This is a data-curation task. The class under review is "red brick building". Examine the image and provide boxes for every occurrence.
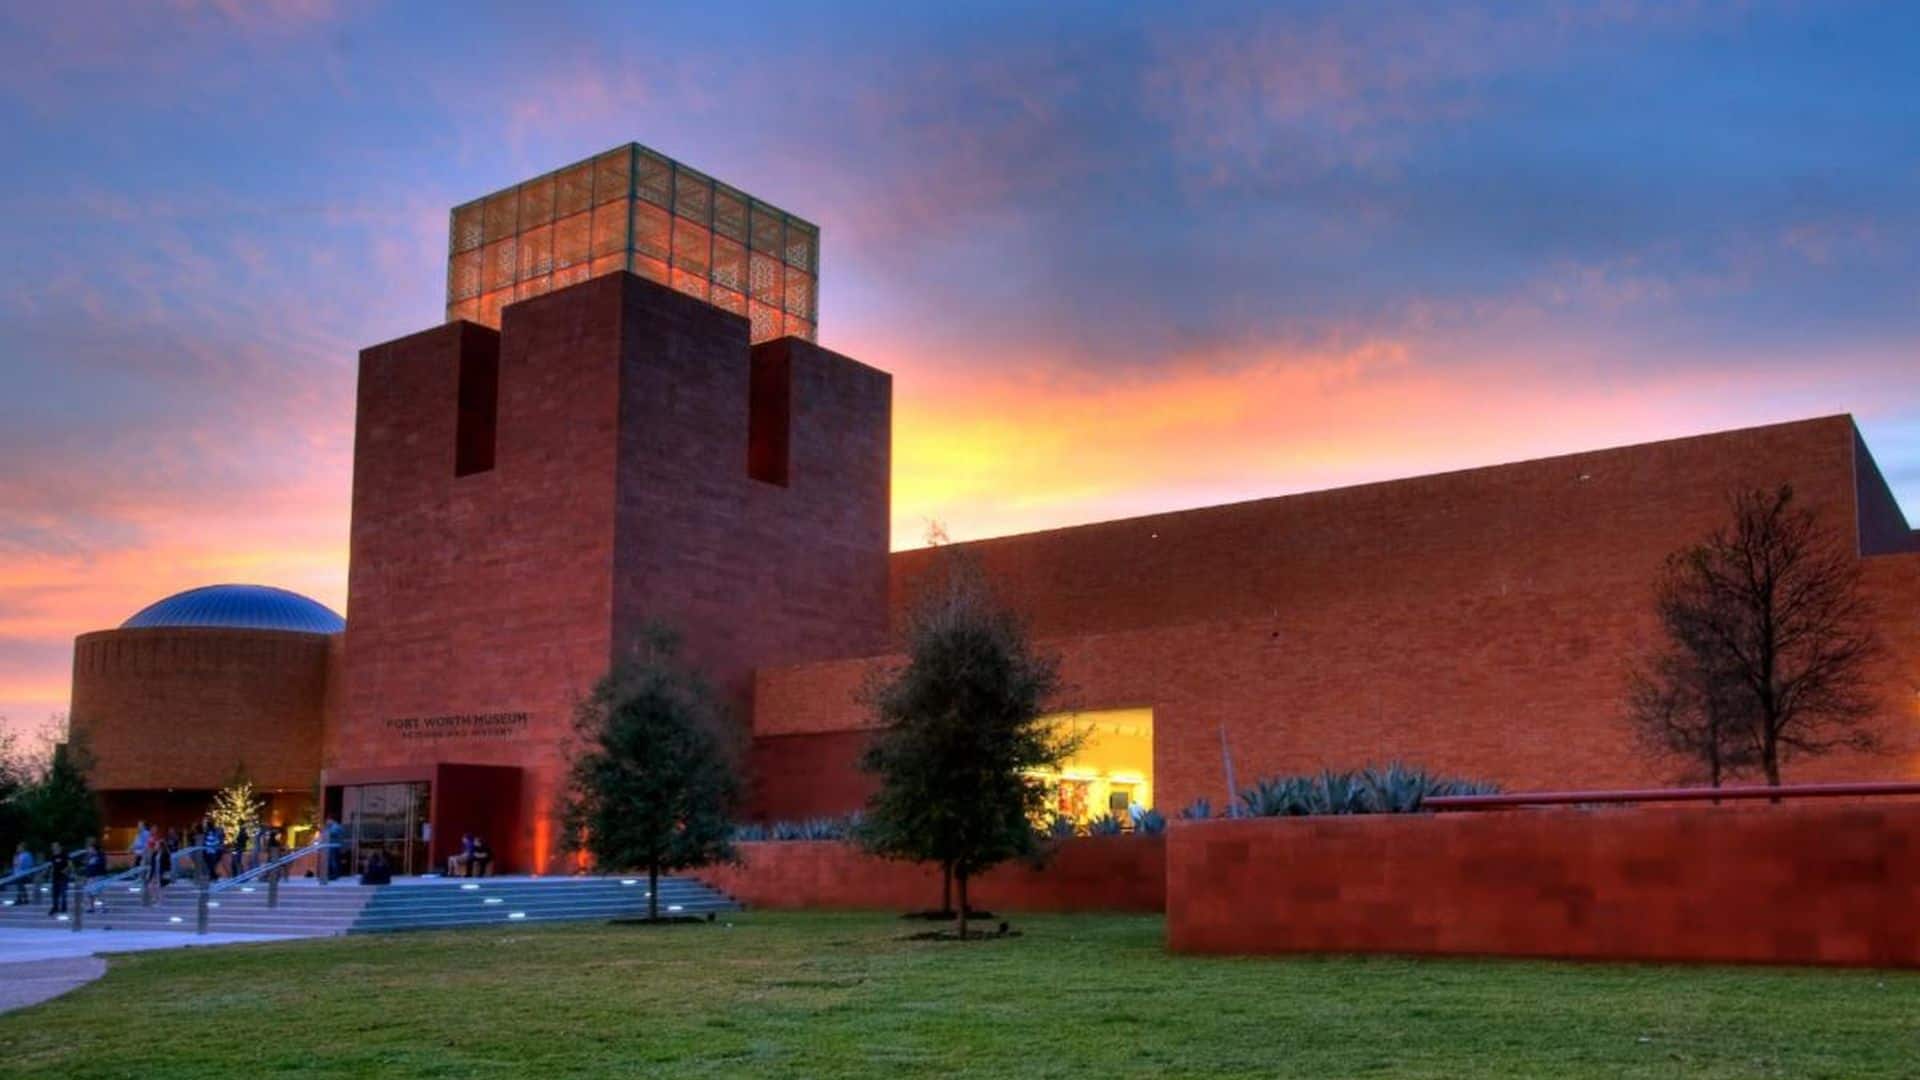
[67,152,1920,875]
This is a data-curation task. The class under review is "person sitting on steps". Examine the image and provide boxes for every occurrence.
[468,837,492,878]
[446,833,475,877]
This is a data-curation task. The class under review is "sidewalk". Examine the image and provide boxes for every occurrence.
[0,926,301,1014]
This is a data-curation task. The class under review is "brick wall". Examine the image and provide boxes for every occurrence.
[754,416,1920,821]
[70,626,330,792]
[334,273,892,870]
[1165,804,1920,967]
[696,836,1165,913]
[609,289,891,737]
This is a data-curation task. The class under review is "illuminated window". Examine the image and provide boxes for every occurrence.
[1028,709,1154,830]
[446,143,818,344]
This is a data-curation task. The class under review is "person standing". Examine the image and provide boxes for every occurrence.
[130,820,151,869]
[46,842,69,917]
[80,838,108,912]
[10,842,33,906]
[202,820,224,882]
[143,832,164,905]
[324,818,346,879]
[230,824,248,879]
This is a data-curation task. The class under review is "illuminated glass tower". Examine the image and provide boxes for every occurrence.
[446,143,818,344]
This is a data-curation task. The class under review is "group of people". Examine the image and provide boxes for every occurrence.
[8,818,297,916]
[444,834,495,878]
[12,820,494,909]
[10,837,109,916]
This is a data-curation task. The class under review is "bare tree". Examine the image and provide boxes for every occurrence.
[1628,484,1882,787]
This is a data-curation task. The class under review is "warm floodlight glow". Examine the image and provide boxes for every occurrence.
[447,143,817,345]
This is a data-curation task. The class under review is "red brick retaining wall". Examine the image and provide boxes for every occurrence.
[697,837,1165,913]
[1166,804,1920,967]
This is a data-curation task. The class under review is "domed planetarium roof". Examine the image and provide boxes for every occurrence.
[120,584,345,634]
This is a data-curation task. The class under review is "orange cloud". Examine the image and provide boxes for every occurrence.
[882,333,1916,549]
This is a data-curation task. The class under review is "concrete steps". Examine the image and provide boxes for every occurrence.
[350,877,736,933]
[0,880,374,936]
[0,875,739,938]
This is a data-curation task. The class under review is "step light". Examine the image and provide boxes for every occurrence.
[483,898,502,905]
[207,901,221,908]
[620,879,638,886]
[168,916,182,923]
[460,883,480,891]
[668,904,684,912]
[508,911,526,920]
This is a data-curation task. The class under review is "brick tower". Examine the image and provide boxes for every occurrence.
[329,262,889,873]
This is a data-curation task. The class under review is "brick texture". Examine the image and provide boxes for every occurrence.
[755,416,1920,820]
[696,837,1165,913]
[1165,804,1920,967]
[331,273,890,871]
[70,626,330,792]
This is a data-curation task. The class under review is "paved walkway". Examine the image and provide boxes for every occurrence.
[0,927,301,1014]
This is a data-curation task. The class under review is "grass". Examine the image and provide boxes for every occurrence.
[2,912,1917,1078]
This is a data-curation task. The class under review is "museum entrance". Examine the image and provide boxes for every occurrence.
[340,781,431,877]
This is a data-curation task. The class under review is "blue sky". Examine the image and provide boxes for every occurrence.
[1,0,1917,731]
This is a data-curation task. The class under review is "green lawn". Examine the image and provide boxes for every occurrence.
[2,912,1917,1078]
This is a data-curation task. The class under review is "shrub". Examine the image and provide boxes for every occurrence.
[1238,764,1498,817]
[1046,814,1079,840]
[1085,814,1124,836]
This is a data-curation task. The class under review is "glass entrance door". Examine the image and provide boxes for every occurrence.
[340,782,431,877]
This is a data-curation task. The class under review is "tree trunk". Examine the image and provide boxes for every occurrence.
[941,862,952,916]
[1762,734,1782,802]
[955,872,969,940]
[649,862,660,921]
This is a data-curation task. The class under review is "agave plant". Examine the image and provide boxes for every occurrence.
[1315,769,1376,815]
[1130,806,1167,836]
[732,822,770,842]
[1362,762,1430,813]
[1240,776,1313,817]
[1178,797,1213,820]
[1047,813,1079,839]
[1086,813,1125,836]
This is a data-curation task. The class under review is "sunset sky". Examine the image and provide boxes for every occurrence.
[2,1,1918,735]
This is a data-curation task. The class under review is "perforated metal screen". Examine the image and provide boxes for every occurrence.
[446,143,818,344]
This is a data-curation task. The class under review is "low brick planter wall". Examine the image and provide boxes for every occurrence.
[697,836,1165,912]
[1167,802,1920,967]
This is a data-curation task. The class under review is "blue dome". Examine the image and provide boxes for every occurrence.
[121,584,345,634]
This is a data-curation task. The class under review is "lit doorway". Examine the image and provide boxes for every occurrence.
[340,782,431,876]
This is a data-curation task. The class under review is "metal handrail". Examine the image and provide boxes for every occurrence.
[0,862,50,890]
[212,841,337,894]
[80,859,148,898]
[1427,780,1920,811]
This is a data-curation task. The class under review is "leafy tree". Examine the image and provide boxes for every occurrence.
[0,724,30,857]
[1628,484,1882,787]
[858,544,1074,938]
[20,738,101,852]
[558,627,738,920]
